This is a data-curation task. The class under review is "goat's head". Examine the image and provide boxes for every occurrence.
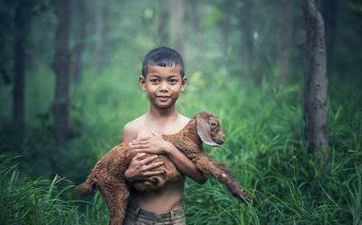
[195,112,225,146]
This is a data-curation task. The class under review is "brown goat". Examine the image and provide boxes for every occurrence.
[75,112,252,225]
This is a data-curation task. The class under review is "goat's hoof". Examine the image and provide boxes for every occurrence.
[239,193,253,203]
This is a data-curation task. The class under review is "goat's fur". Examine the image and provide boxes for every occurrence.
[75,112,252,225]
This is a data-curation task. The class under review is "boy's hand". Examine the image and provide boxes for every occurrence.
[129,131,172,155]
[125,152,165,182]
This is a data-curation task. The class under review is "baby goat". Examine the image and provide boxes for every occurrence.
[75,112,252,225]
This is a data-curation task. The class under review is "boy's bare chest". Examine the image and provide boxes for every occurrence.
[135,120,188,139]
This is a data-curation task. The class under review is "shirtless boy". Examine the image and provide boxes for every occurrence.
[121,47,206,224]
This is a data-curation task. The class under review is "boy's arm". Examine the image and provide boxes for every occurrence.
[130,133,207,184]
[164,142,207,184]
[122,123,165,181]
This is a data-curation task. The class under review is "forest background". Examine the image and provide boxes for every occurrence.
[0,0,361,224]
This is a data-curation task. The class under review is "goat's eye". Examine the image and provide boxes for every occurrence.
[210,122,216,127]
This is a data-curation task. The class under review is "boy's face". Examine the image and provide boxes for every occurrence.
[139,64,187,109]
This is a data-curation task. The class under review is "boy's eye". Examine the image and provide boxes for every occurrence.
[168,79,178,84]
[150,79,160,83]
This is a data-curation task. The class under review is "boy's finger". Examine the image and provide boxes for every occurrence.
[134,149,154,155]
[143,161,164,171]
[132,140,149,145]
[134,152,146,160]
[143,170,165,176]
[151,130,161,136]
[135,137,150,141]
[132,144,148,150]
[140,155,158,164]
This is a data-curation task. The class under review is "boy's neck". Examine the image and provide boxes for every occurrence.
[147,105,178,122]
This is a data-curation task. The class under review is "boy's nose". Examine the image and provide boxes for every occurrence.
[159,82,169,91]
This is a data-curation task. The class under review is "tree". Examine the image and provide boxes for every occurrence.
[321,0,337,72]
[52,0,71,145]
[95,1,107,72]
[302,0,329,164]
[157,0,169,46]
[187,0,201,48]
[219,1,231,65]
[12,1,31,138]
[71,0,86,83]
[278,0,294,83]
[169,0,185,55]
[239,0,255,83]
[0,3,13,92]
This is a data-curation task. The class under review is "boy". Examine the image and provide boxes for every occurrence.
[122,47,206,225]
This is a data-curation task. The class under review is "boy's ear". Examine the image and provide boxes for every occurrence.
[181,77,187,92]
[139,75,146,91]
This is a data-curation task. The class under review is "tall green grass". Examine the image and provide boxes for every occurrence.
[0,61,361,224]
[0,154,110,225]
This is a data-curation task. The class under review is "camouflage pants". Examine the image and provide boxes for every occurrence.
[123,204,186,225]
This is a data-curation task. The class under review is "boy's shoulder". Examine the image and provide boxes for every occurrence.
[121,114,147,142]
[177,114,191,125]
[125,114,147,129]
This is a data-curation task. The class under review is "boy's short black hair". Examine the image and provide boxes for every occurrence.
[142,47,185,77]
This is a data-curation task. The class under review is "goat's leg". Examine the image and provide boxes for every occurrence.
[98,177,130,225]
[161,156,183,183]
[194,154,252,202]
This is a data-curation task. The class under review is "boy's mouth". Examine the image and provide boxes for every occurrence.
[156,95,171,101]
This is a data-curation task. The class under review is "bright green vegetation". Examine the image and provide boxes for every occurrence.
[1,58,361,224]
[1,0,361,224]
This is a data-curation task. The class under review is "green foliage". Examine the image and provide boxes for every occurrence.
[1,68,362,224]
[0,154,109,225]
[1,0,362,224]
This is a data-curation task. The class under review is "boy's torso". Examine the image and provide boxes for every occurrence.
[129,112,190,213]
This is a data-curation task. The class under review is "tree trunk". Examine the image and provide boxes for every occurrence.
[321,0,337,72]
[12,2,30,138]
[72,0,86,83]
[95,1,107,72]
[169,0,185,56]
[302,0,329,164]
[220,1,231,65]
[52,0,71,145]
[240,0,255,83]
[188,0,201,48]
[158,0,169,46]
[278,0,294,83]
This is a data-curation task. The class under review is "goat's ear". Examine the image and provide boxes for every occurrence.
[196,114,219,146]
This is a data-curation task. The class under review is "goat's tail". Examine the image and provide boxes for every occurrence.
[74,177,95,198]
